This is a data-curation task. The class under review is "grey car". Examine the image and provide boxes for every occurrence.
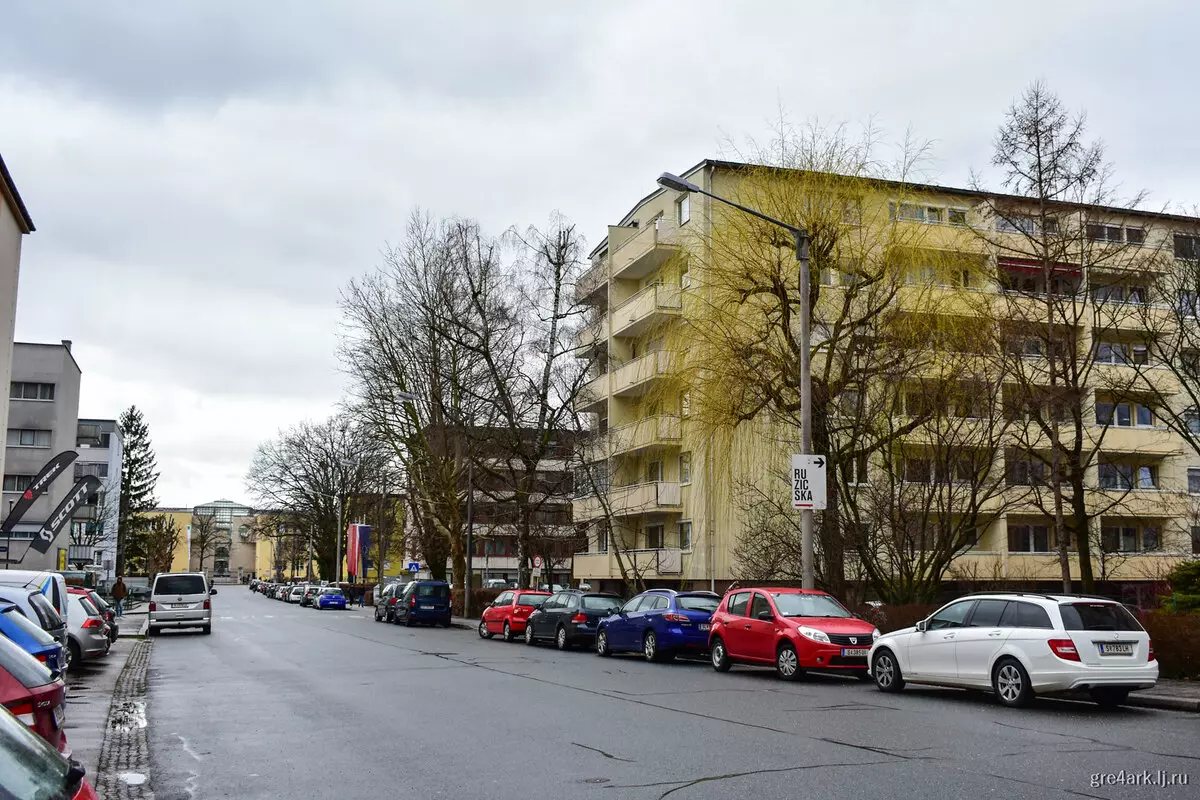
[149,572,215,635]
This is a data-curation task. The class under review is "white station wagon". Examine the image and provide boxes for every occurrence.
[868,593,1158,708]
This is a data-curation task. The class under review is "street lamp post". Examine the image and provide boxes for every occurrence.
[656,172,815,589]
[4,499,13,570]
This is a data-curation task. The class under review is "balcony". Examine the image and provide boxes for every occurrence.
[574,372,608,414]
[609,415,681,456]
[1092,425,1180,456]
[574,481,682,521]
[612,283,682,338]
[612,218,679,281]
[612,351,673,397]
[574,258,608,305]
[574,317,609,356]
[572,548,684,579]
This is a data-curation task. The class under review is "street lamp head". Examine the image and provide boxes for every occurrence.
[657,172,701,194]
[394,390,419,404]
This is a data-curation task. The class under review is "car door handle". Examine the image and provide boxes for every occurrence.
[942,633,955,639]
[987,631,1002,637]
[744,624,752,630]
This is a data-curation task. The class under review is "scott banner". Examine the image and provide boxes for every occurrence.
[0,450,78,534]
[29,475,101,554]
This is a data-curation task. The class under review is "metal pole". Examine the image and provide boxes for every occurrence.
[464,460,474,618]
[335,497,343,583]
[796,231,814,590]
[307,525,313,581]
[5,499,13,569]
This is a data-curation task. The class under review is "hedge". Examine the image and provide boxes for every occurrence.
[1140,611,1200,680]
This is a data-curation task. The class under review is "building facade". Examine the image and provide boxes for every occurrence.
[572,159,1200,601]
[155,500,258,581]
[3,341,82,569]
[67,418,124,586]
[0,155,34,489]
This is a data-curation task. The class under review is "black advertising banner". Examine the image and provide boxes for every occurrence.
[29,475,101,554]
[0,450,78,533]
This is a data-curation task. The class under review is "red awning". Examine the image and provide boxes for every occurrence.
[998,257,1081,277]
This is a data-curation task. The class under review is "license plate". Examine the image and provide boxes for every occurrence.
[53,705,65,728]
[1098,642,1134,655]
[699,623,710,631]
[420,604,433,609]
[171,603,191,609]
[841,648,870,657]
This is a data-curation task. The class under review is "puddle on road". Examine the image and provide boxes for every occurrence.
[119,772,147,786]
[109,700,147,731]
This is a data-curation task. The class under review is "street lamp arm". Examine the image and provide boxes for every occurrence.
[657,172,806,239]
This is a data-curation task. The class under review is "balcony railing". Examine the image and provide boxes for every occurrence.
[612,350,673,396]
[609,414,681,455]
[574,316,610,355]
[612,283,682,337]
[573,481,682,520]
[572,547,683,578]
[612,218,680,281]
[574,258,608,304]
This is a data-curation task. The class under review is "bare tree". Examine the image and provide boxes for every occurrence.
[144,514,179,578]
[189,512,222,576]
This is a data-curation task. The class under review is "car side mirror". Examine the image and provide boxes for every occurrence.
[605,608,615,616]
[210,588,218,595]
[757,610,774,622]
[915,620,927,632]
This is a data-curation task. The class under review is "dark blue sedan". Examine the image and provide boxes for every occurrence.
[0,601,65,675]
[596,589,720,662]
[314,588,347,610]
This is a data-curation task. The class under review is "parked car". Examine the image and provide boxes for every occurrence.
[708,588,878,681]
[0,601,65,676]
[0,571,70,625]
[868,593,1159,708]
[314,588,347,610]
[374,582,408,623]
[478,590,550,641]
[288,586,306,603]
[300,586,321,607]
[148,572,215,636]
[0,704,96,799]
[65,593,110,667]
[0,633,68,753]
[67,589,116,644]
[392,581,452,627]
[597,589,719,662]
[0,587,69,667]
[483,578,510,590]
[525,590,621,650]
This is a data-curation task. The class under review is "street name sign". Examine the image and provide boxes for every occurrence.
[790,454,827,510]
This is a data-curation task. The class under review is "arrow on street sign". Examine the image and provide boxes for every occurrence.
[790,454,828,510]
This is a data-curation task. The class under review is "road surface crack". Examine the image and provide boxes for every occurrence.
[572,742,634,762]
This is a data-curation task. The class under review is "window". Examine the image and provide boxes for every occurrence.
[1143,527,1161,551]
[677,594,719,613]
[1099,463,1133,490]
[153,574,207,595]
[1096,342,1128,364]
[677,194,690,225]
[678,521,692,550]
[645,524,664,549]
[968,599,1009,627]
[891,202,925,222]
[646,460,663,483]
[679,452,692,484]
[680,391,691,417]
[928,601,975,630]
[1192,526,1200,554]
[1060,603,1143,632]
[948,208,968,227]
[1126,227,1146,245]
[494,591,513,606]
[1087,224,1124,243]
[597,527,608,553]
[749,593,772,619]
[74,462,109,479]
[999,601,1052,629]
[680,262,692,290]
[902,456,932,483]
[1137,465,1157,489]
[9,382,54,401]
[621,596,644,614]
[1096,400,1153,427]
[6,429,52,448]
[1102,525,1159,552]
[1174,233,1200,260]
[727,591,751,617]
[1190,468,1200,495]
[1008,523,1050,552]
[906,264,938,286]
[2,474,34,492]
[847,454,868,485]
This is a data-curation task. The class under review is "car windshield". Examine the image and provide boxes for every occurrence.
[155,575,207,595]
[1,607,56,646]
[676,595,720,613]
[90,593,111,611]
[416,584,449,598]
[1059,602,1143,632]
[515,594,548,607]
[79,596,100,617]
[770,593,852,618]
[0,634,54,687]
[26,593,63,630]
[0,701,74,799]
[321,589,343,596]
[582,596,621,611]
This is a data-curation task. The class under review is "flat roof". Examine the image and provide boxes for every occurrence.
[0,153,34,233]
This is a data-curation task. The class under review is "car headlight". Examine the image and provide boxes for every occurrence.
[797,626,830,643]
[872,628,881,641]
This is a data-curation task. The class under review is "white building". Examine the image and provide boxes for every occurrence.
[69,418,124,587]
[0,155,35,488]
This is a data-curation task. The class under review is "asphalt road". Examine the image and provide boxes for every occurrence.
[147,589,1199,800]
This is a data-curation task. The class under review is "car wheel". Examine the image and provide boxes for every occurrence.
[596,630,611,657]
[555,626,571,651]
[775,642,803,681]
[643,631,661,663]
[147,626,158,638]
[374,608,381,622]
[502,622,513,642]
[525,623,536,646]
[872,649,904,693]
[993,658,1034,708]
[478,619,492,639]
[202,625,212,635]
[710,637,732,672]
[68,640,82,669]
[1089,687,1130,708]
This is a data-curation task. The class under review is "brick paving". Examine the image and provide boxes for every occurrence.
[94,638,155,799]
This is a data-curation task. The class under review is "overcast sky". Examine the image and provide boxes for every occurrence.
[1,1,1197,506]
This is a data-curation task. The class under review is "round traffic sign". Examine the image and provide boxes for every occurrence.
[532,556,543,568]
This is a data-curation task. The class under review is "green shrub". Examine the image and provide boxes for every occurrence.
[452,588,504,618]
[854,604,939,633]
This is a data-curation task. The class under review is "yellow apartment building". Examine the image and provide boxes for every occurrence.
[572,158,1200,602]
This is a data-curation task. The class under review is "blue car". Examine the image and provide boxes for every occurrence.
[597,589,720,662]
[314,588,347,610]
[0,601,65,676]
[392,581,452,627]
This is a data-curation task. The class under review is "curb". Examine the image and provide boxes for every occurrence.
[1127,694,1200,713]
[94,638,155,799]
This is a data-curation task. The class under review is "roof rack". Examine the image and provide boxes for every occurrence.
[962,590,1058,601]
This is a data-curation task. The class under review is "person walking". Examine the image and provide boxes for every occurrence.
[111,577,128,617]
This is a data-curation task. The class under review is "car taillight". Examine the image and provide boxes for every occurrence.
[1148,639,1156,662]
[5,701,35,726]
[203,599,211,610]
[388,598,397,606]
[35,653,47,663]
[81,618,102,629]
[149,601,157,612]
[571,613,588,623]
[663,613,689,623]
[409,596,417,608]
[1048,638,1080,661]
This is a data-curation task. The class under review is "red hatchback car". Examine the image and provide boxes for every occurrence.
[708,588,879,681]
[478,590,551,642]
[0,633,68,754]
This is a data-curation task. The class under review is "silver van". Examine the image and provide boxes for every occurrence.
[148,572,216,635]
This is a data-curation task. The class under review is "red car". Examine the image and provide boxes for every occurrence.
[0,632,68,754]
[708,587,879,681]
[0,705,96,799]
[478,590,551,642]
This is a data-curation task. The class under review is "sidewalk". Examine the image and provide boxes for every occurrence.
[1127,679,1200,712]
